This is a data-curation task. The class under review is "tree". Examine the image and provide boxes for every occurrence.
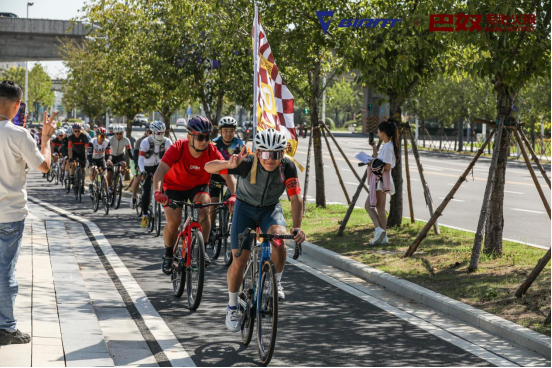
[1,64,54,118]
[61,41,107,124]
[340,0,456,227]
[451,0,551,269]
[326,79,361,125]
[517,76,551,148]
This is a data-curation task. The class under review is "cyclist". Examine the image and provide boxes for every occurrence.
[138,121,172,228]
[84,123,96,138]
[152,116,237,274]
[88,127,111,193]
[205,128,306,332]
[107,125,133,189]
[67,123,90,191]
[61,126,71,180]
[209,116,249,230]
[131,124,151,209]
[51,129,63,155]
[107,125,115,138]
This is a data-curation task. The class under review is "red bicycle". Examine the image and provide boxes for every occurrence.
[167,199,230,310]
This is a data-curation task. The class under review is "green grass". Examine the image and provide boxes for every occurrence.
[281,200,551,335]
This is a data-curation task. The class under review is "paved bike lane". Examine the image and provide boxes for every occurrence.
[27,175,493,367]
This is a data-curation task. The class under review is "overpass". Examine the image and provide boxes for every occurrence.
[0,18,89,62]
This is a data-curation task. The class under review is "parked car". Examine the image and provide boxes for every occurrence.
[0,13,18,18]
[176,118,187,127]
[132,114,148,128]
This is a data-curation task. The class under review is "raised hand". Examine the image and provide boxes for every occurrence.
[41,111,58,139]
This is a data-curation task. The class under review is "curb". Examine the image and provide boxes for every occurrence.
[301,241,551,358]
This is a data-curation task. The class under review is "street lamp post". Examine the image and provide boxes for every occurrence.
[24,2,34,116]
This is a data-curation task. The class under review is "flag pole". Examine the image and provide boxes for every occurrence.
[252,1,259,152]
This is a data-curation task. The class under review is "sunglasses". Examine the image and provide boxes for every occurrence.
[258,151,283,160]
[192,133,211,142]
[73,130,81,133]
[115,133,123,136]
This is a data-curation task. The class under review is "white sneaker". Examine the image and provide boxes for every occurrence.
[225,306,240,332]
[380,235,389,245]
[277,281,285,300]
[369,228,386,245]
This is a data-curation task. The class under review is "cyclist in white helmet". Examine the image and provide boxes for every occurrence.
[107,125,133,189]
[205,128,306,332]
[138,121,172,228]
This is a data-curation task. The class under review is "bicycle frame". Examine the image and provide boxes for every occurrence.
[177,206,203,269]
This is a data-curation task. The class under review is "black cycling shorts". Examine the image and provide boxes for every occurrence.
[108,154,125,172]
[165,184,210,208]
[89,158,106,171]
[71,152,87,167]
[209,180,229,199]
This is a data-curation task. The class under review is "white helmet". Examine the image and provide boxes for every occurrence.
[150,121,166,146]
[254,128,287,151]
[150,121,166,133]
[113,125,125,133]
[83,123,90,130]
[218,116,237,129]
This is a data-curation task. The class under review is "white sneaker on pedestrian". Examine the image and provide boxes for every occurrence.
[369,227,386,245]
[277,281,285,300]
[225,306,240,332]
[381,235,389,245]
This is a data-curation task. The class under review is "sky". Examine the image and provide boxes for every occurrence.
[0,0,88,78]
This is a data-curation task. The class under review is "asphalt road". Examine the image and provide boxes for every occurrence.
[130,128,551,248]
[27,174,493,366]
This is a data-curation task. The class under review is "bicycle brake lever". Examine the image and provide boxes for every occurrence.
[293,242,302,260]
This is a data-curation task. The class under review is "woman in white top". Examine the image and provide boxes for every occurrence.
[365,120,399,245]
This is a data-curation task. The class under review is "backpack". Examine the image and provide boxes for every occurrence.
[144,137,166,159]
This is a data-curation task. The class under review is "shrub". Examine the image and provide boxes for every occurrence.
[325,117,336,129]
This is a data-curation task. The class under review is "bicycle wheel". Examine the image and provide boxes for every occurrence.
[171,239,186,297]
[92,178,100,213]
[148,204,154,233]
[101,177,110,215]
[206,224,217,260]
[257,260,278,365]
[224,212,233,266]
[75,170,81,201]
[110,177,117,207]
[65,176,71,193]
[212,209,224,259]
[54,165,59,185]
[46,168,54,182]
[186,229,205,310]
[115,174,123,209]
[155,201,162,237]
[135,193,142,217]
[239,262,255,346]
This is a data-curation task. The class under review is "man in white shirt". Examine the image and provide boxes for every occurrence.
[0,80,57,345]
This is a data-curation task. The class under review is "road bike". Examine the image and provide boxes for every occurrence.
[89,164,110,215]
[46,154,59,184]
[66,160,85,202]
[167,199,229,310]
[109,162,127,210]
[206,181,233,265]
[235,228,301,365]
[142,172,162,236]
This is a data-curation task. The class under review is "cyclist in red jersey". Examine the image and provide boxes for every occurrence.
[153,116,237,274]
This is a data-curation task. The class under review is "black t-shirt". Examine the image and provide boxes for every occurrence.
[68,134,90,155]
[51,137,63,153]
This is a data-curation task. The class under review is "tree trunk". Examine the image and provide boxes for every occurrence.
[483,126,510,256]
[160,111,172,137]
[387,95,403,228]
[212,91,224,138]
[310,62,325,207]
[483,81,513,257]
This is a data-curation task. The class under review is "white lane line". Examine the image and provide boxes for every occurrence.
[286,257,517,367]
[27,196,197,367]
[446,183,455,186]
[511,208,546,214]
[505,191,525,195]
[342,168,352,172]
[439,197,465,203]
[345,182,361,186]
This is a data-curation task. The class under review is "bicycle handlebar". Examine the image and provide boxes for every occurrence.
[167,199,228,211]
[235,228,301,260]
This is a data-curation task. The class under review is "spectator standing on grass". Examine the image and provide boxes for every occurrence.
[0,80,57,345]
[365,119,399,246]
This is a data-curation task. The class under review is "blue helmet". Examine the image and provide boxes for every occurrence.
[187,116,213,134]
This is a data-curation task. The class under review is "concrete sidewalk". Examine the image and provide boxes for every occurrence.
[0,203,158,367]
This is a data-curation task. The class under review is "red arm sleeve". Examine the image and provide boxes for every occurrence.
[285,178,301,197]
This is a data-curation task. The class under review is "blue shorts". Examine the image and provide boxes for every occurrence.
[230,199,287,251]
